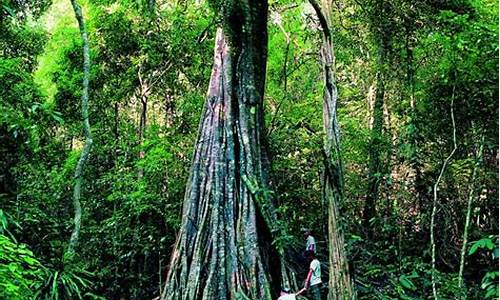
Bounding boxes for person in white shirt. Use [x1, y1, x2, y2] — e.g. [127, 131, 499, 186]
[303, 250, 322, 300]
[277, 286, 308, 300]
[304, 230, 316, 253]
[277, 287, 297, 300]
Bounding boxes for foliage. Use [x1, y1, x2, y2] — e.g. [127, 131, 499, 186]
[0, 233, 44, 299]
[469, 236, 499, 299]
[35, 266, 103, 300]
[0, 210, 44, 300]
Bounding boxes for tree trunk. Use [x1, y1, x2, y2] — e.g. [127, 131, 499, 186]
[404, 21, 425, 216]
[139, 96, 147, 146]
[458, 132, 484, 298]
[137, 67, 148, 178]
[162, 2, 287, 299]
[114, 102, 119, 140]
[430, 82, 457, 300]
[309, 1, 354, 299]
[363, 40, 386, 233]
[164, 94, 174, 128]
[66, 0, 93, 261]
[148, 0, 155, 12]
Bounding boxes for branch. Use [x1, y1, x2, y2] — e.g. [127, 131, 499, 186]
[308, 0, 331, 39]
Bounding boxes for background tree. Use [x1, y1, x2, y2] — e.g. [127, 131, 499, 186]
[308, 0, 354, 299]
[65, 0, 93, 262]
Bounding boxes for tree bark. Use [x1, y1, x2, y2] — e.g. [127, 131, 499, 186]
[309, 1, 354, 299]
[363, 21, 388, 234]
[66, 0, 93, 261]
[404, 18, 426, 217]
[362, 0, 396, 236]
[164, 94, 174, 128]
[137, 67, 148, 177]
[162, 2, 288, 299]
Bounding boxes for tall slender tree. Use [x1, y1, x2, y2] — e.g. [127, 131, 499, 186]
[430, 81, 457, 300]
[402, 5, 425, 212]
[363, 0, 392, 233]
[308, 1, 354, 299]
[458, 131, 484, 298]
[66, 0, 93, 262]
[161, 1, 286, 299]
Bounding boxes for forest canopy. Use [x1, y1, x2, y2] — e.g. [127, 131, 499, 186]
[0, 0, 498, 299]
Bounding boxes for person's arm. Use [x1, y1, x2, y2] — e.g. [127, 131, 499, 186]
[304, 268, 313, 289]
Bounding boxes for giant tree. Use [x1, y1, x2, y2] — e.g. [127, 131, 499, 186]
[161, 1, 286, 299]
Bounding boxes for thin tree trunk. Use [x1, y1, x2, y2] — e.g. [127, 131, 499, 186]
[138, 67, 148, 178]
[430, 83, 457, 300]
[139, 96, 147, 168]
[66, 0, 93, 261]
[139, 96, 147, 145]
[164, 94, 174, 128]
[309, 1, 354, 299]
[162, 2, 292, 299]
[458, 132, 484, 298]
[148, 0, 155, 12]
[364, 0, 393, 236]
[363, 45, 385, 232]
[114, 102, 119, 140]
[404, 22, 425, 216]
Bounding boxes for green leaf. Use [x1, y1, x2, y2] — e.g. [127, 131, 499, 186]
[51, 271, 59, 300]
[469, 239, 485, 255]
[469, 238, 497, 255]
[484, 239, 495, 250]
[2, 5, 15, 17]
[485, 287, 498, 298]
[399, 275, 417, 291]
